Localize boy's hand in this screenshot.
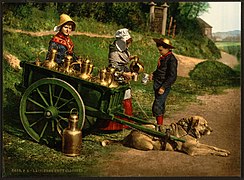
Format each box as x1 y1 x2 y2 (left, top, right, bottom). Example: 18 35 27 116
149 73 153 81
158 87 165 94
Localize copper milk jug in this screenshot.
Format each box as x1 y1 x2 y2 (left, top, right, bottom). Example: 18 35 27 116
62 109 82 157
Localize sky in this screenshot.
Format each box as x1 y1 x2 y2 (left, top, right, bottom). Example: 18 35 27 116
199 2 241 33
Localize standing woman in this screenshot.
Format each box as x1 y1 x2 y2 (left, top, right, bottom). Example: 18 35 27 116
151 38 178 126
109 28 134 117
46 13 77 64
98 28 134 131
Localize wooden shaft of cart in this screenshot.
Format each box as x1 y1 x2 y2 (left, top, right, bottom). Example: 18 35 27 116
113 112 186 143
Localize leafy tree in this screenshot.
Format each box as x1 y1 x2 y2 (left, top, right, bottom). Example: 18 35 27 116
178 2 209 19
168 2 209 36
3 2 209 34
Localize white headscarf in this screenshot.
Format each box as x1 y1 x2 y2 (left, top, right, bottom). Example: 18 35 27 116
115 28 131 42
114 28 131 52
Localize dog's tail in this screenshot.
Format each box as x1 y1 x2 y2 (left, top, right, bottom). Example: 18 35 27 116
101 139 123 147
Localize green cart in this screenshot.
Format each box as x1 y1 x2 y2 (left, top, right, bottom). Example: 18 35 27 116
16 61 185 144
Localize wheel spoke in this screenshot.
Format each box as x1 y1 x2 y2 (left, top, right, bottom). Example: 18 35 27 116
54 88 64 106
57 121 64 131
49 84 53 106
40 121 48 139
58 111 71 114
27 97 46 109
57 97 75 109
58 115 69 123
51 120 55 132
29 116 45 127
36 88 49 107
25 111 44 114
56 119 65 136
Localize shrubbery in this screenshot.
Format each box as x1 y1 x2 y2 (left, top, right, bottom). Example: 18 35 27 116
189 60 240 87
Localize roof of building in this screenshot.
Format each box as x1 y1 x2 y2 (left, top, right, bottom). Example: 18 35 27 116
197 18 212 28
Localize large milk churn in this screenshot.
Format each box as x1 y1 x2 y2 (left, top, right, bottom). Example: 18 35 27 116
62 108 82 157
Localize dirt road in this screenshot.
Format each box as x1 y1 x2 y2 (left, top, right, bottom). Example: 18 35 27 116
96 88 241 177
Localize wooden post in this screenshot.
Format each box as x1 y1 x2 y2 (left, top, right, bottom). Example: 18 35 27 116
168 16 173 36
161 2 169 35
149 1 156 31
172 20 176 38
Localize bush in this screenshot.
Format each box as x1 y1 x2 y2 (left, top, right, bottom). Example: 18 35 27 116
206 39 221 59
189 60 240 87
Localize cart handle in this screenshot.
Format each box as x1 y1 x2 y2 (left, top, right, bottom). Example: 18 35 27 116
113 114 186 143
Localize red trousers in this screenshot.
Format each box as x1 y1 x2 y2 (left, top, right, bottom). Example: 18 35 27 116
156 115 164 125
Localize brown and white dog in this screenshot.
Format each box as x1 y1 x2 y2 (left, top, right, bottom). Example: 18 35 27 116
101 116 230 157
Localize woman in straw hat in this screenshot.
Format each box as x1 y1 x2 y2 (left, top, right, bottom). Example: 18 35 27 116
46 14 77 64
150 38 178 126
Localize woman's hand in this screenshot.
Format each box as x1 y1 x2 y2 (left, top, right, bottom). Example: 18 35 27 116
129 55 138 61
158 87 165 95
123 72 133 80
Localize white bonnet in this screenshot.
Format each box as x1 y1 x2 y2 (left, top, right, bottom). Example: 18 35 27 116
115 28 131 41
54 26 61 32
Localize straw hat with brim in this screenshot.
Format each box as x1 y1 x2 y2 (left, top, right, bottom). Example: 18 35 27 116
153 38 175 49
54 14 76 32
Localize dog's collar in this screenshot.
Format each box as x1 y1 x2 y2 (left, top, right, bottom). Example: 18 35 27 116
176 122 198 139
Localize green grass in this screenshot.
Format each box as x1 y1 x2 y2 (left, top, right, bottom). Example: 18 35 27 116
3 130 130 177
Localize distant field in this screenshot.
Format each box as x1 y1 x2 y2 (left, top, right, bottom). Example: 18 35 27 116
215 41 240 57
215 41 241 48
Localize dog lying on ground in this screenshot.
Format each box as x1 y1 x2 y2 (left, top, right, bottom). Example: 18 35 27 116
101 116 230 157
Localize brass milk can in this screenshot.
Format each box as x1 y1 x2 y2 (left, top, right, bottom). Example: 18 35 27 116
78 59 93 80
99 68 109 86
59 55 75 75
35 49 47 66
35 57 41 66
107 67 119 88
62 109 82 157
130 56 144 74
75 56 84 69
43 49 58 70
88 63 94 75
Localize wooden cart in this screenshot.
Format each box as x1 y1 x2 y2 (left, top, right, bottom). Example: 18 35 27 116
16 61 185 144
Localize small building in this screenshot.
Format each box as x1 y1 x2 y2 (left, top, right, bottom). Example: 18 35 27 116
197 18 213 39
